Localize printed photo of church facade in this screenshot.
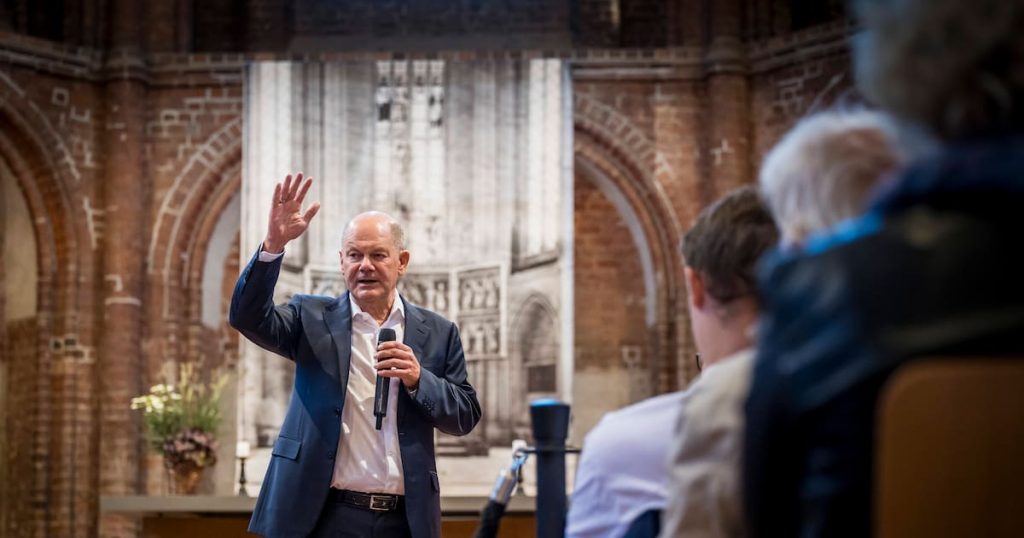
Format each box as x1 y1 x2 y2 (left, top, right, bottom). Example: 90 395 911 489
240 59 573 488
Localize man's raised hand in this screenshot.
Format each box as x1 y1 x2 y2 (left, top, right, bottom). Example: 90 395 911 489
263 173 321 254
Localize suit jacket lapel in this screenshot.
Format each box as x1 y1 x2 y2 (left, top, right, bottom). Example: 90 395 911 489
323 292 352 390
402 296 429 356
400 296 429 422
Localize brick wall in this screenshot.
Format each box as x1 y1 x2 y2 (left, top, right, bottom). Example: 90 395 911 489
0 40 105 532
574 75 701 392
2 318 37 538
220 234 242 364
0 32 247 535
293 0 569 36
0 1 829 54
0 1 853 535
574 0 618 46
568 22 854 395
619 0 670 47
192 0 244 52
573 173 649 370
572 170 657 438
2 1 851 53
751 49 855 163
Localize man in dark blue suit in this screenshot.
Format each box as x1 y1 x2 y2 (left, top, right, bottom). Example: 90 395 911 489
230 173 482 538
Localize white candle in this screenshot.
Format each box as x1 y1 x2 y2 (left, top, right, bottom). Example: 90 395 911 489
236 440 251 459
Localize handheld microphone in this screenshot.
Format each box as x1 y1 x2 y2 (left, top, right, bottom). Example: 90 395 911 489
373 328 397 430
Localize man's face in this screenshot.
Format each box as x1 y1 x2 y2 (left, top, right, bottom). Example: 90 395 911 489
340 218 410 309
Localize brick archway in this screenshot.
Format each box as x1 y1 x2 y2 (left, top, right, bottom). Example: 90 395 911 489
508 293 561 439
0 94 90 537
573 124 690 393
180 162 241 370
148 117 242 287
145 117 242 366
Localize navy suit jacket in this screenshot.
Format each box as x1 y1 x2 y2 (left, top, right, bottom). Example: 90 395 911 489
229 250 482 538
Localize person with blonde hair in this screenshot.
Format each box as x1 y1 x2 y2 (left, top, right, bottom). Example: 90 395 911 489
659 109 905 538
744 1 1024 536
758 110 905 244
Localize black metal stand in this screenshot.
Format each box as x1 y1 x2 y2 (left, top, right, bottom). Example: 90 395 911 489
472 439 581 538
531 400 571 538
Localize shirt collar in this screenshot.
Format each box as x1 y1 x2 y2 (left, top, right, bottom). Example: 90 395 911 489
349 293 405 330
702 347 755 375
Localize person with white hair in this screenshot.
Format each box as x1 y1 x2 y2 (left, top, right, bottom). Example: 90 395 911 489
658 109 905 538
743 0 1024 536
758 110 905 245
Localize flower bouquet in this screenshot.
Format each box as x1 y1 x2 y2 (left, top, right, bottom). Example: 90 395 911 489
130 362 228 494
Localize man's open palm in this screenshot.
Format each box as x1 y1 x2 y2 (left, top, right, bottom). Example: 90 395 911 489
264 173 321 253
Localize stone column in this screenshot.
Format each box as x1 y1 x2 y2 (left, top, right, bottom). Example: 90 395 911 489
97 0 147 536
703 0 752 201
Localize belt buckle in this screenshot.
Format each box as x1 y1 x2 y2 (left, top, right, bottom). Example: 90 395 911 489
369 494 393 511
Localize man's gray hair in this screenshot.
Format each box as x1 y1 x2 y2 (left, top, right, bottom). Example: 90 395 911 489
342 211 406 251
759 109 906 243
853 0 1024 142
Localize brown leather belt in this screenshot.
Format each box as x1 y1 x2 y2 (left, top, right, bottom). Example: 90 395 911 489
328 489 404 512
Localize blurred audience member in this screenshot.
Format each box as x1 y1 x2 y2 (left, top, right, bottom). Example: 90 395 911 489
744 1 1024 537
567 187 778 538
659 109 905 538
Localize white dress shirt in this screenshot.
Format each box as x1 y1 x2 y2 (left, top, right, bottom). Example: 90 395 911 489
257 247 407 494
331 296 406 494
566 389 691 538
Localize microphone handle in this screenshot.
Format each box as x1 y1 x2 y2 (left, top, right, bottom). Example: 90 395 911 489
373 327 396 431
374 372 389 430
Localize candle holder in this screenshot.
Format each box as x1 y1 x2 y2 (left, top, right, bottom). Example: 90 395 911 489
236 440 251 497
237 455 249 497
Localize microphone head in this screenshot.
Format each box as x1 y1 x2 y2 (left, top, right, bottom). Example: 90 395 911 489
378 327 397 343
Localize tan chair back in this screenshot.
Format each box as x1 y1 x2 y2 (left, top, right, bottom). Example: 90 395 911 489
876 358 1024 538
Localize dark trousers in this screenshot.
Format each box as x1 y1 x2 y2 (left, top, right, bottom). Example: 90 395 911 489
308 492 412 538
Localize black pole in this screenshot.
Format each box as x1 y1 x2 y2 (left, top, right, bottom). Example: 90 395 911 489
530 399 570 538
472 500 507 538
